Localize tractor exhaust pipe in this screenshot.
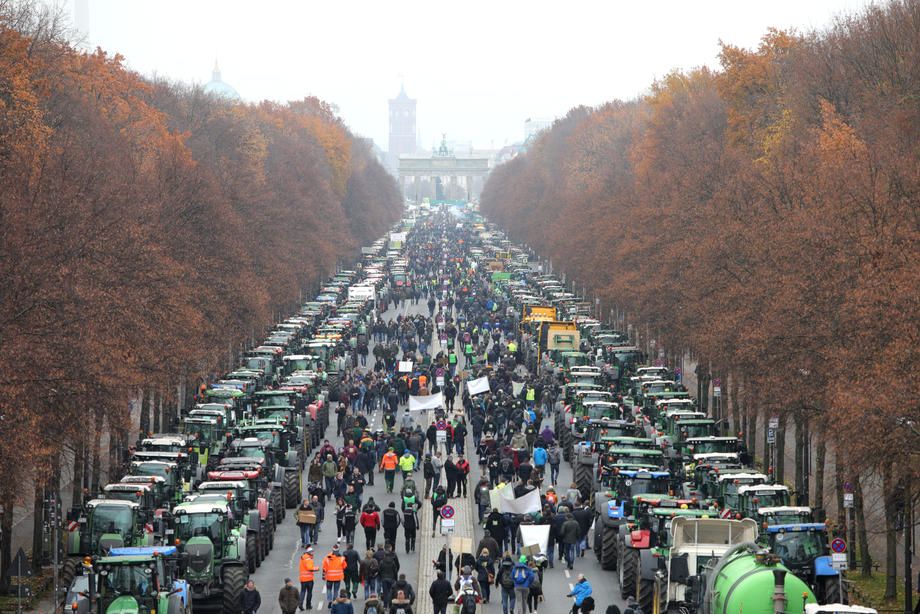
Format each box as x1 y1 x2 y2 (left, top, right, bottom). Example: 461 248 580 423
772 569 787 614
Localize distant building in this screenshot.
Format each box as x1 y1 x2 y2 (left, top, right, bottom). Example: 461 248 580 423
388 85 417 162
524 117 552 140
204 61 241 101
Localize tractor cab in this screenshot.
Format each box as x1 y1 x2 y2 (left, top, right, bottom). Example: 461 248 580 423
182 416 227 467
89 546 188 614
738 484 791 518
715 472 769 511
119 476 170 511
758 506 814 527
100 484 159 528
684 436 739 459
189 402 236 425
597 470 673 522
67 499 149 557
128 460 183 504
766 523 844 603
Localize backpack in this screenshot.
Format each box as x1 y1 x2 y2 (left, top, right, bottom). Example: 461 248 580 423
365 558 379 578
366 604 379 614
500 567 514 589
513 566 528 583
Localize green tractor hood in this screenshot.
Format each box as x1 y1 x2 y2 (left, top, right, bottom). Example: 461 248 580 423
105 595 140 614
183 535 215 581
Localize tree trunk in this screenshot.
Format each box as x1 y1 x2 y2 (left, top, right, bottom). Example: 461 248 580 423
71 441 85 510
775 413 787 484
138 387 149 436
90 411 103 492
813 424 826 521
152 388 161 434
0 491 13 592
882 465 898 599
31 483 44 573
855 474 872 576
747 388 758 463
729 374 740 435
794 413 805 501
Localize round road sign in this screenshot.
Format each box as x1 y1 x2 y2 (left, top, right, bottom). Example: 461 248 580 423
440 505 455 520
831 538 847 554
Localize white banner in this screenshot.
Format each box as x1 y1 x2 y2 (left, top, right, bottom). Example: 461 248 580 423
512 381 524 396
467 376 491 396
348 286 375 302
398 361 413 373
409 392 443 411
390 232 407 243
489 484 542 515
519 524 550 555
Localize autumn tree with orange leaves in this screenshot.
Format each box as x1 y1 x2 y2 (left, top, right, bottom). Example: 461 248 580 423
483 0 919 599
0 0 400 581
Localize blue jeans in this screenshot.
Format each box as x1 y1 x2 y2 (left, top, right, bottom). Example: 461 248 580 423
364 577 380 599
300 524 310 545
501 587 516 614
565 543 576 568
550 463 559 484
326 580 340 602
381 578 394 605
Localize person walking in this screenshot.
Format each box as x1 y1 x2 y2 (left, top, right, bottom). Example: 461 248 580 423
430 486 448 537
364 593 383 614
428 571 452 614
422 453 436 497
360 550 380 600
380 448 399 493
360 505 381 550
402 504 418 553
241 580 262 614
382 501 402 548
298 499 318 547
299 546 320 610
566 575 592 614
560 513 581 570
389 590 413 614
323 545 348 606
547 445 561 485
378 544 401 607
496 554 516 614
455 454 470 497
343 543 361 600
511 556 534 614
280 578 301 614
398 450 416 482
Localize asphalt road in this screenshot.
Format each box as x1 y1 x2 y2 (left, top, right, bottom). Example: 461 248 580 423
250 298 627 614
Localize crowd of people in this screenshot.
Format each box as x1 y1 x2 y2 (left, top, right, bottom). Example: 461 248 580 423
241 212 640 614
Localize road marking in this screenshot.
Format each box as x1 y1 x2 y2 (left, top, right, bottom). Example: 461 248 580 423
318 602 323 609
568 583 574 590
565 569 571 579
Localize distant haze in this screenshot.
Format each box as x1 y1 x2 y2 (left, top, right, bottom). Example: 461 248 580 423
63 0 868 150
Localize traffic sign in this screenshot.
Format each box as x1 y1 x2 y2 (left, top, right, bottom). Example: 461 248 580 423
440 505 455 519
769 416 780 429
831 552 848 571
843 493 854 508
713 386 722 398
843 481 854 493
767 428 776 444
831 538 847 554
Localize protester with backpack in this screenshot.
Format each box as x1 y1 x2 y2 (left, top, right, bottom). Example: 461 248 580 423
402 505 418 553
546 445 561 485
378 544 401 607
496 554 516 614
511 555 534 614
360 550 380 600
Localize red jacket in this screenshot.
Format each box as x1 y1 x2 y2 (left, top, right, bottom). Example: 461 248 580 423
360 511 380 529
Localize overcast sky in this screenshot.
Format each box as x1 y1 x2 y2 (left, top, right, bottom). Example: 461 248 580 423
63 0 869 150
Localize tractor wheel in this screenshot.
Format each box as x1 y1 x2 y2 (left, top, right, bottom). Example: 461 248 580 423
273 490 285 523
221 565 247 614
820 576 846 604
245 532 257 573
268 514 275 550
260 522 269 559
601 526 618 571
638 577 655 614
327 373 340 402
284 471 300 509
574 462 592 500
59 557 78 599
619 547 639 600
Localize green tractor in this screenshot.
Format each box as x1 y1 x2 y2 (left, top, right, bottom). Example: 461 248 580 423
235 420 303 508
207 460 278 561
592 469 673 570
172 499 248 613
61 499 157 593
224 436 292 516
80 546 191 614
192 480 267 573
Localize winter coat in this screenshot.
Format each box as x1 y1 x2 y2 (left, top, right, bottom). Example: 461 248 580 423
570 579 593 606
279 585 300 614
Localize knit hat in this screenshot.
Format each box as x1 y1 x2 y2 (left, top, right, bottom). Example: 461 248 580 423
519 555 528 563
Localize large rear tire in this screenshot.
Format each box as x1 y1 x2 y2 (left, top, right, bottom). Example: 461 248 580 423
221 565 247 614
619 547 638 600
601 526 618 571
574 462 592 500
638 577 655 614
284 471 301 509
59 557 78 603
246 532 257 573
820 575 846 604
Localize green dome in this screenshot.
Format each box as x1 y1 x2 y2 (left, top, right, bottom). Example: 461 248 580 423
204 61 240 101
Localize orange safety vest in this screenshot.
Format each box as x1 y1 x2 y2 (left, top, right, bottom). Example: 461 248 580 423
322 553 347 581
419 375 428 388
299 554 318 582
381 451 398 471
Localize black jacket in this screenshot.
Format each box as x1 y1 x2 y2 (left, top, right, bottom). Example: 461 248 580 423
240 587 261 613
428 578 453 606
383 508 402 530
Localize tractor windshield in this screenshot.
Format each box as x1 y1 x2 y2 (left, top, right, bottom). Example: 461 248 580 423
135 463 172 480
689 440 737 454
772 530 827 566
90 506 134 542
623 477 671 497
237 447 266 460
679 424 713 438
100 563 155 597
176 512 224 543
